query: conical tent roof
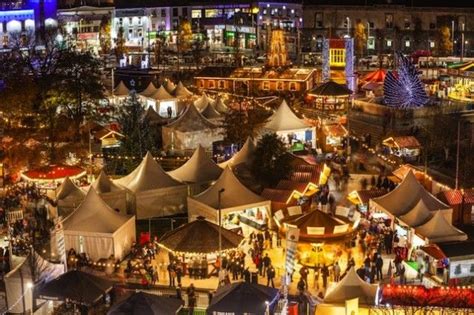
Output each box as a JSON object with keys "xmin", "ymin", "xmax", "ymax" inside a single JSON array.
[
  {"xmin": 372, "ymin": 171, "xmax": 450, "ymax": 217},
  {"xmin": 160, "ymin": 216, "xmax": 243, "ymax": 253},
  {"xmin": 152, "ymin": 85, "xmax": 174, "ymax": 101},
  {"xmin": 114, "ymin": 81, "xmax": 130, "ymax": 96},
  {"xmin": 192, "ymin": 167, "xmax": 266, "ymax": 209},
  {"xmin": 92, "ymin": 170, "xmax": 124, "ymax": 194},
  {"xmin": 63, "ymin": 188, "xmax": 131, "ymax": 233},
  {"xmin": 415, "ymin": 211, "xmax": 467, "ymax": 242},
  {"xmin": 194, "ymin": 93, "xmax": 214, "ymax": 110},
  {"xmin": 174, "ymin": 81, "xmax": 193, "ymax": 98},
  {"xmin": 108, "ymin": 291, "xmax": 184, "ymax": 315},
  {"xmin": 399, "ymin": 198, "xmax": 432, "ymax": 227},
  {"xmin": 165, "ymin": 104, "xmax": 218, "ymax": 133},
  {"xmin": 201, "ymin": 102, "xmax": 222, "ymax": 120},
  {"xmin": 163, "ymin": 80, "xmax": 176, "ymax": 94},
  {"xmin": 168, "ymin": 145, "xmax": 222, "ymax": 183},
  {"xmin": 38, "ymin": 270, "xmax": 113, "ymax": 306},
  {"xmin": 115, "ymin": 152, "xmax": 182, "ymax": 193},
  {"xmin": 56, "ymin": 177, "xmax": 85, "ymax": 201},
  {"xmin": 324, "ymin": 268, "xmax": 378, "ymax": 305},
  {"xmin": 264, "ymin": 100, "xmax": 310, "ymax": 131},
  {"xmin": 218, "ymin": 137, "xmax": 255, "ymax": 169},
  {"xmin": 139, "ymin": 82, "xmax": 158, "ymax": 98},
  {"xmin": 143, "ymin": 106, "xmax": 168, "ymax": 124},
  {"xmin": 207, "ymin": 282, "xmax": 279, "ymax": 315},
  {"xmin": 214, "ymin": 97, "xmax": 228, "ymax": 113}
]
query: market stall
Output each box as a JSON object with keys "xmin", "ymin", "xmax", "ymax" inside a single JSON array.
[
  {"xmin": 382, "ymin": 136, "xmax": 421, "ymax": 161},
  {"xmin": 91, "ymin": 170, "xmax": 129, "ymax": 215},
  {"xmin": 62, "ymin": 188, "xmax": 136, "ymax": 261},
  {"xmin": 162, "ymin": 104, "xmax": 223, "ymax": 153},
  {"xmin": 263, "ymin": 100, "xmax": 316, "ymax": 149},
  {"xmin": 56, "ymin": 177, "xmax": 86, "ymax": 217},
  {"xmin": 115, "ymin": 152, "xmax": 188, "ymax": 219},
  {"xmin": 21, "ymin": 164, "xmax": 86, "ymax": 189},
  {"xmin": 319, "ymin": 123, "xmax": 348, "ymax": 152},
  {"xmin": 187, "ymin": 167, "xmax": 271, "ymax": 232},
  {"xmin": 173, "ymin": 81, "xmax": 193, "ymax": 99},
  {"xmin": 218, "ymin": 137, "xmax": 255, "ymax": 169},
  {"xmin": 152, "ymin": 86, "xmax": 178, "ymax": 118}
]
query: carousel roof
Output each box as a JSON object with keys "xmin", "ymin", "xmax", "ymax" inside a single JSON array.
[
  {"xmin": 168, "ymin": 145, "xmax": 223, "ymax": 183},
  {"xmin": 192, "ymin": 167, "xmax": 267, "ymax": 210},
  {"xmin": 286, "ymin": 209, "xmax": 351, "ymax": 235},
  {"xmin": 164, "ymin": 104, "xmax": 218, "ymax": 133},
  {"xmin": 115, "ymin": 152, "xmax": 182, "ymax": 193},
  {"xmin": 218, "ymin": 137, "xmax": 256, "ymax": 169},
  {"xmin": 362, "ymin": 69, "xmax": 387, "ymax": 83},
  {"xmin": 194, "ymin": 93, "xmax": 214, "ymax": 110},
  {"xmin": 308, "ymin": 80, "xmax": 352, "ymax": 96},
  {"xmin": 56, "ymin": 177, "xmax": 86, "ymax": 201},
  {"xmin": 264, "ymin": 100, "xmax": 310, "ymax": 132},
  {"xmin": 152, "ymin": 85, "xmax": 175, "ymax": 101},
  {"xmin": 163, "ymin": 80, "xmax": 176, "ymax": 94},
  {"xmin": 324, "ymin": 268, "xmax": 378, "ymax": 305},
  {"xmin": 114, "ymin": 81, "xmax": 130, "ymax": 96},
  {"xmin": 160, "ymin": 216, "xmax": 243, "ymax": 253},
  {"xmin": 91, "ymin": 170, "xmax": 124, "ymax": 194},
  {"xmin": 200, "ymin": 102, "xmax": 222, "ymax": 120},
  {"xmin": 139, "ymin": 82, "xmax": 158, "ymax": 98},
  {"xmin": 174, "ymin": 81, "xmax": 193, "ymax": 98},
  {"xmin": 22, "ymin": 165, "xmax": 86, "ymax": 182}
]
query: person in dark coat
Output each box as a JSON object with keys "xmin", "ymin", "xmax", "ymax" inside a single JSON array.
[
  {"xmin": 243, "ymin": 267, "xmax": 251, "ymax": 283},
  {"xmin": 266, "ymin": 264, "xmax": 276, "ymax": 288},
  {"xmin": 187, "ymin": 283, "xmax": 196, "ymax": 315}
]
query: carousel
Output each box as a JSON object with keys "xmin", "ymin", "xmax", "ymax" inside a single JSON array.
[
  {"xmin": 21, "ymin": 165, "xmax": 86, "ymax": 189},
  {"xmin": 276, "ymin": 208, "xmax": 360, "ymax": 267},
  {"xmin": 306, "ymin": 80, "xmax": 352, "ymax": 113}
]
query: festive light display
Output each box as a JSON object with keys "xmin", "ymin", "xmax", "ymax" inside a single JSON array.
[{"xmin": 384, "ymin": 52, "xmax": 429, "ymax": 109}]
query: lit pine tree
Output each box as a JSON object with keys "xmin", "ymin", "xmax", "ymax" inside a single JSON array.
[{"xmin": 383, "ymin": 52, "xmax": 429, "ymax": 109}]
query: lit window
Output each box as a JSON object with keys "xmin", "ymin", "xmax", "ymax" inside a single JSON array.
[
  {"xmin": 209, "ymin": 80, "xmax": 215, "ymax": 88},
  {"xmin": 263, "ymin": 81, "xmax": 270, "ymax": 90},
  {"xmin": 218, "ymin": 80, "xmax": 225, "ymax": 89},
  {"xmin": 289, "ymin": 82, "xmax": 296, "ymax": 91},
  {"xmin": 429, "ymin": 41, "xmax": 435, "ymax": 48},
  {"xmin": 405, "ymin": 40, "xmax": 410, "ymax": 47},
  {"xmin": 277, "ymin": 82, "xmax": 284, "ymax": 90},
  {"xmin": 205, "ymin": 9, "xmax": 219, "ymax": 18},
  {"xmin": 386, "ymin": 39, "xmax": 392, "ymax": 47},
  {"xmin": 192, "ymin": 10, "xmax": 202, "ymax": 18}
]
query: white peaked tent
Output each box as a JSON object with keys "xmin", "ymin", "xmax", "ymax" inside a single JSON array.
[
  {"xmin": 188, "ymin": 167, "xmax": 271, "ymax": 224},
  {"xmin": 162, "ymin": 104, "xmax": 223, "ymax": 152},
  {"xmin": 218, "ymin": 137, "xmax": 255, "ymax": 169},
  {"xmin": 371, "ymin": 171, "xmax": 451, "ymax": 218},
  {"xmin": 92, "ymin": 170, "xmax": 129, "ymax": 215},
  {"xmin": 200, "ymin": 102, "xmax": 222, "ymax": 120},
  {"xmin": 164, "ymin": 79, "xmax": 177, "ymax": 94},
  {"xmin": 153, "ymin": 85, "xmax": 174, "ymax": 101},
  {"xmin": 214, "ymin": 97, "xmax": 228, "ymax": 113},
  {"xmin": 5, "ymin": 251, "xmax": 63, "ymax": 314},
  {"xmin": 56, "ymin": 177, "xmax": 86, "ymax": 216},
  {"xmin": 139, "ymin": 82, "xmax": 158, "ymax": 98},
  {"xmin": 174, "ymin": 81, "xmax": 193, "ymax": 98},
  {"xmin": 63, "ymin": 188, "xmax": 136, "ymax": 261},
  {"xmin": 399, "ymin": 199, "xmax": 433, "ymax": 227},
  {"xmin": 115, "ymin": 152, "xmax": 188, "ymax": 219},
  {"xmin": 114, "ymin": 81, "xmax": 130, "ymax": 97},
  {"xmin": 168, "ymin": 145, "xmax": 222, "ymax": 184},
  {"xmin": 151, "ymin": 86, "xmax": 177, "ymax": 117},
  {"xmin": 323, "ymin": 268, "xmax": 378, "ymax": 305},
  {"xmin": 194, "ymin": 92, "xmax": 214, "ymax": 111},
  {"xmin": 263, "ymin": 100, "xmax": 316, "ymax": 148},
  {"xmin": 415, "ymin": 211, "xmax": 467, "ymax": 243}
]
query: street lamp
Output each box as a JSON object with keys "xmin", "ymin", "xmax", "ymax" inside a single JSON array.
[
  {"xmin": 346, "ymin": 17, "xmax": 351, "ymax": 37},
  {"xmin": 218, "ymin": 188, "xmax": 225, "ymax": 254}
]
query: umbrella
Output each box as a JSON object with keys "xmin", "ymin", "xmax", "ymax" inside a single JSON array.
[
  {"xmin": 207, "ymin": 282, "xmax": 279, "ymax": 315},
  {"xmin": 108, "ymin": 291, "xmax": 184, "ymax": 315},
  {"xmin": 38, "ymin": 270, "xmax": 114, "ymax": 306}
]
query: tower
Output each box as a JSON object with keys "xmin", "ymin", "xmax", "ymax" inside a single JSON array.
[{"xmin": 266, "ymin": 29, "xmax": 289, "ymax": 68}]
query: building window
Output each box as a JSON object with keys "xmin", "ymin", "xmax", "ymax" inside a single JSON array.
[
  {"xmin": 315, "ymin": 12, "xmax": 323, "ymax": 28},
  {"xmin": 368, "ymin": 36, "xmax": 375, "ymax": 50},
  {"xmin": 404, "ymin": 18, "xmax": 410, "ymax": 30},
  {"xmin": 429, "ymin": 41, "xmax": 435, "ymax": 48},
  {"xmin": 205, "ymin": 9, "xmax": 219, "ymax": 18},
  {"xmin": 368, "ymin": 21, "xmax": 374, "ymax": 29},
  {"xmin": 263, "ymin": 9, "xmax": 267, "ymax": 15},
  {"xmin": 218, "ymin": 80, "xmax": 225, "ymax": 89},
  {"xmin": 161, "ymin": 9, "xmax": 166, "ymax": 17},
  {"xmin": 208, "ymin": 80, "xmax": 215, "ymax": 89},
  {"xmin": 119, "ymin": 18, "xmax": 123, "ymax": 25},
  {"xmin": 386, "ymin": 39, "xmax": 392, "ymax": 47},
  {"xmin": 138, "ymin": 17, "xmax": 142, "ymax": 25},
  {"xmin": 199, "ymin": 80, "xmax": 204, "ymax": 88},
  {"xmin": 385, "ymin": 14, "xmax": 393, "ymax": 29},
  {"xmin": 173, "ymin": 8, "xmax": 178, "ymax": 17},
  {"xmin": 128, "ymin": 17, "xmax": 132, "ymax": 25},
  {"xmin": 277, "ymin": 81, "xmax": 284, "ymax": 90},
  {"xmin": 263, "ymin": 81, "xmax": 270, "ymax": 90},
  {"xmin": 182, "ymin": 8, "xmax": 188, "ymax": 17},
  {"xmin": 192, "ymin": 10, "xmax": 202, "ymax": 18},
  {"xmin": 429, "ymin": 23, "xmax": 435, "ymax": 30},
  {"xmin": 405, "ymin": 39, "xmax": 410, "ymax": 47},
  {"xmin": 289, "ymin": 82, "xmax": 296, "ymax": 91}
]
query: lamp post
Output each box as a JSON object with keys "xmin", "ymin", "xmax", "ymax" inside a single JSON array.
[
  {"xmin": 218, "ymin": 188, "xmax": 225, "ymax": 254},
  {"xmin": 461, "ymin": 23, "xmax": 465, "ymax": 62},
  {"xmin": 452, "ymin": 20, "xmax": 455, "ymax": 56}
]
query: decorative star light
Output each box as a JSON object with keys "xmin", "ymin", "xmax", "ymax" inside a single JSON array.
[{"xmin": 383, "ymin": 52, "xmax": 429, "ymax": 109}]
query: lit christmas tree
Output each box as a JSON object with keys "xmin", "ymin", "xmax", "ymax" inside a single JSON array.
[{"xmin": 384, "ymin": 52, "xmax": 429, "ymax": 109}]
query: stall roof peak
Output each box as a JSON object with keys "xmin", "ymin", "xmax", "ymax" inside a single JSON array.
[
  {"xmin": 92, "ymin": 170, "xmax": 124, "ymax": 194},
  {"xmin": 56, "ymin": 177, "xmax": 85, "ymax": 201},
  {"xmin": 264, "ymin": 100, "xmax": 310, "ymax": 131},
  {"xmin": 168, "ymin": 145, "xmax": 222, "ymax": 183},
  {"xmin": 165, "ymin": 104, "xmax": 218, "ymax": 132}
]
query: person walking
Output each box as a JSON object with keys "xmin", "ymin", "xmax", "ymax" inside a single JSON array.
[
  {"xmin": 243, "ymin": 267, "xmax": 251, "ymax": 283},
  {"xmin": 321, "ymin": 265, "xmax": 329, "ymax": 289},
  {"xmin": 262, "ymin": 254, "xmax": 271, "ymax": 277},
  {"xmin": 187, "ymin": 283, "xmax": 196, "ymax": 315},
  {"xmin": 266, "ymin": 264, "xmax": 276, "ymax": 288},
  {"xmin": 333, "ymin": 262, "xmax": 341, "ymax": 282},
  {"xmin": 375, "ymin": 254, "xmax": 383, "ymax": 281},
  {"xmin": 168, "ymin": 262, "xmax": 176, "ymax": 287},
  {"xmin": 299, "ymin": 266, "xmax": 309, "ymax": 286},
  {"xmin": 176, "ymin": 264, "xmax": 183, "ymax": 287},
  {"xmin": 297, "ymin": 277, "xmax": 306, "ymax": 294}
]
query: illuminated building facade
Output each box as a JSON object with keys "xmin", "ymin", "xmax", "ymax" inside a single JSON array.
[{"xmin": 0, "ymin": 0, "xmax": 57, "ymax": 46}]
